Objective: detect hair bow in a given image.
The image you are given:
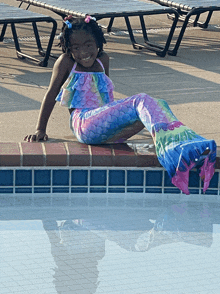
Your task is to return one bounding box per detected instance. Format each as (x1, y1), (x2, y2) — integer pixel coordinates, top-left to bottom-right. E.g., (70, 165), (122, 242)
(64, 20), (72, 29)
(63, 15), (73, 28)
(85, 15), (96, 23)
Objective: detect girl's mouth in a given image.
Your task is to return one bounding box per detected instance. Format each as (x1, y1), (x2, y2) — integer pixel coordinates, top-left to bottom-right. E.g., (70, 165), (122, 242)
(81, 56), (92, 61)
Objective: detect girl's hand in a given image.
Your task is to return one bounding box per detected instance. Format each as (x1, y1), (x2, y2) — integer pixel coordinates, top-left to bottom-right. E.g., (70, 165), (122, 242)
(24, 130), (48, 142)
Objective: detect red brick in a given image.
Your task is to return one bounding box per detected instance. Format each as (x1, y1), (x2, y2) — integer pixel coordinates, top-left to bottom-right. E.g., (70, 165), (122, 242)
(133, 144), (161, 167)
(66, 142), (90, 166)
(0, 143), (20, 166)
(90, 145), (113, 166)
(136, 153), (161, 167)
(21, 142), (45, 166)
(44, 143), (67, 166)
(112, 143), (137, 167)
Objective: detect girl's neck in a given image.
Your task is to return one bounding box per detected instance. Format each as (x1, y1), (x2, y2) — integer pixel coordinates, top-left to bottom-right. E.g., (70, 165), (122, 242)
(74, 58), (102, 72)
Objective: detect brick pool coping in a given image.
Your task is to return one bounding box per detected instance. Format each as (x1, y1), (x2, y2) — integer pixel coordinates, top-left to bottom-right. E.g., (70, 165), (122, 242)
(0, 142), (219, 168)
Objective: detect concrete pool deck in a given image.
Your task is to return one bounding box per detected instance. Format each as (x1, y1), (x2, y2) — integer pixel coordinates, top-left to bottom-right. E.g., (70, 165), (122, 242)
(0, 0), (220, 168)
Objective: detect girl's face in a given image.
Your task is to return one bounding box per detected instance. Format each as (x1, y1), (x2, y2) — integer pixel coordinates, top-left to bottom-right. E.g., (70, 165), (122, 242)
(69, 30), (99, 68)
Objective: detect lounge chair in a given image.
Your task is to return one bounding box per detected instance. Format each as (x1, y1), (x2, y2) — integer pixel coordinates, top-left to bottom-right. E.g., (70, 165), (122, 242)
(152, 0), (220, 55)
(17, 0), (179, 57)
(0, 2), (57, 66)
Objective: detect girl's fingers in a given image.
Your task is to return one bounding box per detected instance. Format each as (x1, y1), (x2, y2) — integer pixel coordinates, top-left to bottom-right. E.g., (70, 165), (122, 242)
(24, 133), (48, 142)
(30, 135), (36, 142)
(44, 134), (48, 141)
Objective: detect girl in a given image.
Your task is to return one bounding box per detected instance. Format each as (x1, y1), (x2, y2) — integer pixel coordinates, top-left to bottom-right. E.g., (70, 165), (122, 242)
(24, 15), (216, 195)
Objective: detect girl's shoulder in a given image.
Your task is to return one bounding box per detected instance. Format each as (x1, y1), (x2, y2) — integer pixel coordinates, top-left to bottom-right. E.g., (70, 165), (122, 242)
(98, 51), (109, 65)
(98, 51), (109, 76)
(52, 53), (75, 80)
(54, 53), (74, 71)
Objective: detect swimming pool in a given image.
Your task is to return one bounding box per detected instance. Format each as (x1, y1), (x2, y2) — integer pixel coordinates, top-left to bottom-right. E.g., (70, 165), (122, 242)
(1, 142), (220, 293)
(1, 194), (220, 294)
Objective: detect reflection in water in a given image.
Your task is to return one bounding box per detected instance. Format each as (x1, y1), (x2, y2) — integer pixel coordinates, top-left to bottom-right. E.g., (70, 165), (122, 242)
(135, 202), (213, 251)
(40, 200), (217, 293)
(43, 220), (105, 293)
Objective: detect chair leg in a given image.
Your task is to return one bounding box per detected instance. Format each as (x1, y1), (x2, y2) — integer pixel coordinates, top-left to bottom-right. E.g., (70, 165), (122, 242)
(139, 15), (149, 42)
(10, 23), (25, 59)
(168, 13), (190, 56)
(9, 19), (57, 66)
(38, 19), (57, 67)
(124, 16), (139, 49)
(32, 22), (44, 55)
(200, 11), (213, 28)
(0, 23), (7, 42)
(168, 9), (213, 29)
(124, 12), (178, 57)
(107, 17), (114, 33)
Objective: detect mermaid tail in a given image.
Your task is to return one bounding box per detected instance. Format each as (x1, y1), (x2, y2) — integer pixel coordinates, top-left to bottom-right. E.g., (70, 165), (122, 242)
(70, 93), (216, 194)
(152, 121), (216, 194)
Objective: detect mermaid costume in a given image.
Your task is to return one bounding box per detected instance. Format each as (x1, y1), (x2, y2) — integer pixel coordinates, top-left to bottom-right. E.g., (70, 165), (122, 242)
(56, 58), (216, 195)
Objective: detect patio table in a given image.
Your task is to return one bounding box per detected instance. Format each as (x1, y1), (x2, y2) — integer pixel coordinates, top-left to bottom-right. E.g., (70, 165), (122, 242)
(17, 0), (179, 57)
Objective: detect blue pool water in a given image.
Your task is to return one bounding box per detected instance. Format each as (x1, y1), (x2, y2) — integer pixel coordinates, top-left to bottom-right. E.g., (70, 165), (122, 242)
(0, 194), (220, 294)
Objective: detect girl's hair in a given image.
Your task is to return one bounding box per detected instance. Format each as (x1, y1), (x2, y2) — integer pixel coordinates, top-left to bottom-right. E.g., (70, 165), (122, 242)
(59, 16), (106, 57)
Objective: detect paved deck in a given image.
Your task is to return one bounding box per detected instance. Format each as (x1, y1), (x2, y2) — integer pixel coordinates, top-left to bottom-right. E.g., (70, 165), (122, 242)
(0, 0), (220, 162)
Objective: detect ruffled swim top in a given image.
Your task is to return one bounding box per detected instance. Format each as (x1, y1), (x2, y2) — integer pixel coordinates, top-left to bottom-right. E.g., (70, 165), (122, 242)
(56, 58), (114, 109)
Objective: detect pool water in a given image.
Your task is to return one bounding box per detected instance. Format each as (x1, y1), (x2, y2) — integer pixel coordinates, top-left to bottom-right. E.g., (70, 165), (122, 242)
(1, 195), (220, 294)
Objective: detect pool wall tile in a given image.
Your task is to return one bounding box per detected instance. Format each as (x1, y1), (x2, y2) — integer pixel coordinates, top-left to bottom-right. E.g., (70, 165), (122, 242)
(109, 170), (125, 186)
(71, 187), (88, 193)
(52, 187), (69, 193)
(164, 172), (175, 187)
(145, 188), (162, 193)
(34, 170), (51, 186)
(146, 170), (162, 187)
(52, 170), (69, 186)
(15, 170), (32, 186)
(34, 187), (51, 193)
(189, 171), (200, 188)
(127, 170), (144, 186)
(72, 170), (88, 186)
(15, 188), (32, 193)
(207, 172), (219, 188)
(0, 188), (14, 194)
(90, 170), (107, 186)
(0, 170), (13, 186)
(90, 188), (107, 193)
(108, 188), (125, 193)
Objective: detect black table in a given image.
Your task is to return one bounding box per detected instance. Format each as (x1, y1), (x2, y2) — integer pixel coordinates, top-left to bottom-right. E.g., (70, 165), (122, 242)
(18, 0), (179, 57)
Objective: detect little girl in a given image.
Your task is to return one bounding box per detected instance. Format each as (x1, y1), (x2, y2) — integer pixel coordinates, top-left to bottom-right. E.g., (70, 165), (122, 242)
(24, 15), (216, 195)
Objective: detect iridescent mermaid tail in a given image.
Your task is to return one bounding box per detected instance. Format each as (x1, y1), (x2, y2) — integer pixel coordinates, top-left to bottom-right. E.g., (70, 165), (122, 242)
(70, 93), (216, 194)
(153, 122), (216, 194)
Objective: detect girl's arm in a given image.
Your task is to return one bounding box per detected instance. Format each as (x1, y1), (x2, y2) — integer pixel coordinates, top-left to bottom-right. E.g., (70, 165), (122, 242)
(24, 54), (73, 142)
